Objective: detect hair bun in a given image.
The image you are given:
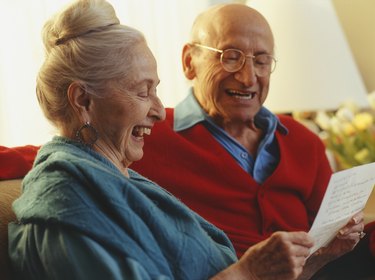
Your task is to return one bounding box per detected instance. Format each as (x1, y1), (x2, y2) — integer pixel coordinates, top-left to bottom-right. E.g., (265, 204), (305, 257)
(43, 0), (120, 52)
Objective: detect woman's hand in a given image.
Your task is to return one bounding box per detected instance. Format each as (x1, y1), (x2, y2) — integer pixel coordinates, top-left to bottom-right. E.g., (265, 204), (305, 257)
(211, 231), (313, 280)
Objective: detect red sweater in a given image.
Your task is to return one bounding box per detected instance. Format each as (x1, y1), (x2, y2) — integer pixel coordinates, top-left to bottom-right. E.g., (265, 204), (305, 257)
(132, 108), (333, 257)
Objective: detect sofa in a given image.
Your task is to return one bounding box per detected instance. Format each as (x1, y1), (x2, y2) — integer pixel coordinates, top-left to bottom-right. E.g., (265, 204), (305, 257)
(0, 145), (37, 280)
(0, 180), (21, 280)
(1, 145), (375, 280)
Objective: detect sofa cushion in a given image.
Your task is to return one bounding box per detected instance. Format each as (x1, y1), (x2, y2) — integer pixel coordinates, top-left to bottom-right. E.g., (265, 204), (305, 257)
(0, 179), (22, 280)
(0, 145), (39, 180)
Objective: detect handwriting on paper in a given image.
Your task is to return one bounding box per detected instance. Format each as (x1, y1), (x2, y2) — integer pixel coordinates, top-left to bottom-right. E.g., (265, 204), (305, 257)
(308, 162), (375, 256)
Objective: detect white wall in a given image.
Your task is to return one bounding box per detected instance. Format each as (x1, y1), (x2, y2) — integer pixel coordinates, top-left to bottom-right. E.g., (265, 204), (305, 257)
(0, 0), (209, 146)
(1, 0), (373, 146)
(332, 0), (375, 93)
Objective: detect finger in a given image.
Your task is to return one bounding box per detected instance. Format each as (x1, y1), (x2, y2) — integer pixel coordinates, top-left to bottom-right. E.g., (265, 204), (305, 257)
(339, 232), (360, 241)
(337, 230), (366, 241)
(351, 211), (364, 225)
(273, 231), (314, 247)
(292, 243), (311, 258)
(277, 243), (311, 265)
(269, 232), (314, 259)
(338, 222), (364, 236)
(340, 213), (364, 233)
(339, 221), (365, 235)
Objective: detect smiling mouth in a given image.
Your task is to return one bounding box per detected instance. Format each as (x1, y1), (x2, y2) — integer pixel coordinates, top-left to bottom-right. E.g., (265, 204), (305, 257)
(132, 126), (151, 139)
(226, 89), (256, 100)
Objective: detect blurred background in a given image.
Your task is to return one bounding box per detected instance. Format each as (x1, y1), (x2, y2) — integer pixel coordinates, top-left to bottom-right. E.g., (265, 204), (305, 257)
(0, 0), (374, 151)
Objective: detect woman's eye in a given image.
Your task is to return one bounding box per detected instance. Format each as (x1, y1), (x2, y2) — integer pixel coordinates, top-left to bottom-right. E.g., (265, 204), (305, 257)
(138, 91), (149, 98)
(137, 86), (150, 98)
(137, 83), (157, 98)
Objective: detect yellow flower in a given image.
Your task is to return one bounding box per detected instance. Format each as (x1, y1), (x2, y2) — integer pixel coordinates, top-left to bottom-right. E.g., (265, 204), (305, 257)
(330, 116), (343, 134)
(315, 111), (332, 130)
(354, 148), (371, 164)
(342, 123), (356, 136)
(310, 99), (375, 170)
(352, 112), (373, 131)
(336, 107), (354, 122)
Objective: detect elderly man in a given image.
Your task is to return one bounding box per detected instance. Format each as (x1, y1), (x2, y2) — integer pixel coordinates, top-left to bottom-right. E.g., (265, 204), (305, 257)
(132, 3), (370, 279)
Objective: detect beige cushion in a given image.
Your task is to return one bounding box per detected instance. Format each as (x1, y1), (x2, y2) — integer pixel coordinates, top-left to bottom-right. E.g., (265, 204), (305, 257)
(0, 179), (22, 280)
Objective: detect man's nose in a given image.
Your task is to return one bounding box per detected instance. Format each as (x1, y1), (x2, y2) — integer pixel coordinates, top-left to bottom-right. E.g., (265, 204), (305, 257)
(234, 58), (257, 87)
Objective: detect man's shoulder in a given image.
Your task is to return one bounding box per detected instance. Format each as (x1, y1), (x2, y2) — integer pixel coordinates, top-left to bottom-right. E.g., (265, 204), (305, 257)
(277, 114), (312, 132)
(277, 114), (298, 125)
(276, 114), (322, 142)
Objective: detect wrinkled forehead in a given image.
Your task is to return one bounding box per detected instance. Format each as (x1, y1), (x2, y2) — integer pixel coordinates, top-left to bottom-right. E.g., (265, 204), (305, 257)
(118, 41), (158, 86)
(192, 5), (274, 50)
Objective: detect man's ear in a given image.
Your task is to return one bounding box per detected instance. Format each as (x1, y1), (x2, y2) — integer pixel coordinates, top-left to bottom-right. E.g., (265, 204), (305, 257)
(67, 81), (92, 119)
(182, 44), (196, 80)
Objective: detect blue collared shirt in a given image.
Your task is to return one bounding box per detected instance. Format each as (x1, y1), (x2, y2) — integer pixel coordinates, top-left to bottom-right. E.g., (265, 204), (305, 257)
(174, 89), (288, 184)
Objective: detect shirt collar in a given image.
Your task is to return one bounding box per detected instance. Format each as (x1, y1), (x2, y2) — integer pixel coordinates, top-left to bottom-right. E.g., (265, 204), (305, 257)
(174, 88), (206, 131)
(174, 87), (288, 135)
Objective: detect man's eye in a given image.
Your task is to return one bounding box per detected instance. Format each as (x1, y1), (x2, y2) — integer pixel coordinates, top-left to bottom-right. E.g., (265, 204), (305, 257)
(222, 50), (242, 61)
(255, 55), (272, 65)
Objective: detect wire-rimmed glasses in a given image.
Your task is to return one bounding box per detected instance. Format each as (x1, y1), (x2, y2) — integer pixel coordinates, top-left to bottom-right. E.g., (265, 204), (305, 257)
(192, 43), (277, 76)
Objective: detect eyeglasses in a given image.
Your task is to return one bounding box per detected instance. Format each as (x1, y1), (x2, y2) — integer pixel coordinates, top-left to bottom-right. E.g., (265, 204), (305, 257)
(192, 43), (277, 76)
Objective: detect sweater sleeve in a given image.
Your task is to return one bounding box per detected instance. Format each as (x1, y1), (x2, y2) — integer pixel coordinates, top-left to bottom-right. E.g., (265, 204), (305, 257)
(8, 222), (170, 280)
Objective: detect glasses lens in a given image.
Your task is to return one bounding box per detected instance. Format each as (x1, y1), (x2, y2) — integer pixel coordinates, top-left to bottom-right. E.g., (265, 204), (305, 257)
(219, 48), (276, 75)
(254, 54), (276, 76)
(221, 49), (244, 72)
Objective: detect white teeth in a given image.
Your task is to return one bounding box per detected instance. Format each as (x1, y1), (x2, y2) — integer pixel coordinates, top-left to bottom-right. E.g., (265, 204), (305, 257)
(227, 90), (256, 99)
(143, 128), (151, 135)
(233, 94), (253, 100)
(133, 126), (151, 137)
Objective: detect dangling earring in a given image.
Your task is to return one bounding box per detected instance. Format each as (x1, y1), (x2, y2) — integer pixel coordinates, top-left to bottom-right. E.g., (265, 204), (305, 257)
(75, 121), (99, 147)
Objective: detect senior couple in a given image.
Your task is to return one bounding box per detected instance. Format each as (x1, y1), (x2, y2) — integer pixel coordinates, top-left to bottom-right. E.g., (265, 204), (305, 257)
(8, 0), (373, 279)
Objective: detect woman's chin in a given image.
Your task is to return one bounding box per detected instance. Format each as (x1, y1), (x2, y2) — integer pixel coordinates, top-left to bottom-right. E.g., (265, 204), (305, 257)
(127, 149), (144, 165)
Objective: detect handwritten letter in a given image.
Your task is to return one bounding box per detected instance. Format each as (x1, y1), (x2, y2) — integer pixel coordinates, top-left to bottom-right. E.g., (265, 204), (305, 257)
(308, 162), (375, 256)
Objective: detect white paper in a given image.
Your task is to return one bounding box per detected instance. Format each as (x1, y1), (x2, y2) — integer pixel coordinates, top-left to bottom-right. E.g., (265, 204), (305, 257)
(308, 162), (375, 257)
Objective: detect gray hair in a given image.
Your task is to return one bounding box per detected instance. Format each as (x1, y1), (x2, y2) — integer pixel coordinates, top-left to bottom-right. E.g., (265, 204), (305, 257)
(37, 0), (145, 127)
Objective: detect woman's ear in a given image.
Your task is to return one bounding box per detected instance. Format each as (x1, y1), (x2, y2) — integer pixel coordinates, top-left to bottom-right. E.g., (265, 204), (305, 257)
(67, 82), (92, 119)
(182, 44), (196, 80)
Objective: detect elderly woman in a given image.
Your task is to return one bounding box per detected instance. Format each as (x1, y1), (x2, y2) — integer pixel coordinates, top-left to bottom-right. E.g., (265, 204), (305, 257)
(8, 1), (329, 279)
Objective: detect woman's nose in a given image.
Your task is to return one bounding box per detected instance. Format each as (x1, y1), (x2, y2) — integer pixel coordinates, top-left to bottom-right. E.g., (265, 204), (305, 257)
(150, 96), (166, 122)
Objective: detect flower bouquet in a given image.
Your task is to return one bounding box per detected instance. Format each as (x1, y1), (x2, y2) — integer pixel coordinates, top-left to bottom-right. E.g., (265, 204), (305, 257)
(314, 92), (375, 170)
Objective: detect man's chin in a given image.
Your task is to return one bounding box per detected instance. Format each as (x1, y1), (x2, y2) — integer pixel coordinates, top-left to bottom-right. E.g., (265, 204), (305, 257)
(226, 111), (259, 122)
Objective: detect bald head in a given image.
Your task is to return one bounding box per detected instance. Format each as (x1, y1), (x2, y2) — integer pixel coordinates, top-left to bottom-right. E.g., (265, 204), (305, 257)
(182, 3), (275, 124)
(190, 3), (274, 50)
